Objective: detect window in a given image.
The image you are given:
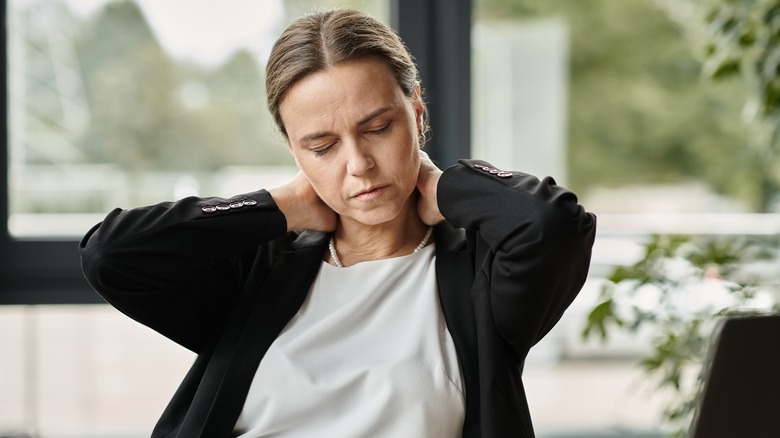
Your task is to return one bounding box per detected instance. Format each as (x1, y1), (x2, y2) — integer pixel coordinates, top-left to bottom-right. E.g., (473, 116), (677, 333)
(2, 0), (470, 304)
(1, 1), (472, 435)
(7, 0), (390, 239)
(472, 1), (780, 435)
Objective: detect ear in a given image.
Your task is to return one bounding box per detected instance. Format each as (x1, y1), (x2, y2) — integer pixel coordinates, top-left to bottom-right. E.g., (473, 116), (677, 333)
(412, 83), (425, 133)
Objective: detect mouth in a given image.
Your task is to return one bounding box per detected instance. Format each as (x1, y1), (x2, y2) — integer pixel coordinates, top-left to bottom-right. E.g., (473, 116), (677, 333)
(352, 185), (389, 201)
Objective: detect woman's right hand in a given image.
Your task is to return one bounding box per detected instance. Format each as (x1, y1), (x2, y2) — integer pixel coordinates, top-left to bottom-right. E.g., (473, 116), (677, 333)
(269, 171), (338, 232)
(416, 151), (445, 226)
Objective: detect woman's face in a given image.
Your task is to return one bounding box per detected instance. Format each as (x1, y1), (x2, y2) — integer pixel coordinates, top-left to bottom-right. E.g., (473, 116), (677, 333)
(279, 57), (424, 227)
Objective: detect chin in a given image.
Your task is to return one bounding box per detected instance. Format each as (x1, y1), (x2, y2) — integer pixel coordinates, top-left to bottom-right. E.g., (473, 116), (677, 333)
(338, 189), (418, 227)
(344, 203), (408, 227)
(350, 211), (400, 226)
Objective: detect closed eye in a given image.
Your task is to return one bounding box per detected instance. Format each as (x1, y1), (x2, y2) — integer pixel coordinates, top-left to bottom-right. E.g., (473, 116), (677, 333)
(367, 123), (390, 135)
(312, 143), (335, 157)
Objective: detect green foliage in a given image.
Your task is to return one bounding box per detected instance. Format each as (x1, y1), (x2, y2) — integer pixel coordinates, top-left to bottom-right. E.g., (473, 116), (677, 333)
(475, 0), (767, 210)
(582, 234), (779, 435)
(581, 298), (619, 340)
(697, 0), (780, 118)
(656, 0), (780, 210)
(67, 0), (389, 174)
(67, 0), (291, 172)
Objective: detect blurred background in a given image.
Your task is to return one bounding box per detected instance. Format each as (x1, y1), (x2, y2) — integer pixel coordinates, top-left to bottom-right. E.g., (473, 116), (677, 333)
(2, 0), (779, 436)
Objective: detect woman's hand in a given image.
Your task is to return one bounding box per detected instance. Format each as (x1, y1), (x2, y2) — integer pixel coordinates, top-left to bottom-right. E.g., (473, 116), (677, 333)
(269, 171), (338, 232)
(416, 151), (445, 225)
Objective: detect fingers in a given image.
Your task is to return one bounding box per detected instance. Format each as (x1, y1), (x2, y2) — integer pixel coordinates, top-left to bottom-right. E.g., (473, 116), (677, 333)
(270, 172), (337, 232)
(416, 151), (445, 225)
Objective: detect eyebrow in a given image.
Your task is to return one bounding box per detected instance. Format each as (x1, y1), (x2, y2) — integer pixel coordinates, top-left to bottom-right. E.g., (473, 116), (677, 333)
(298, 106), (394, 143)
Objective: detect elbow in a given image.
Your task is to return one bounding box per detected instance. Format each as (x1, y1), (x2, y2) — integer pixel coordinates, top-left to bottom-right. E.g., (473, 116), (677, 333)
(78, 220), (120, 297)
(541, 189), (597, 250)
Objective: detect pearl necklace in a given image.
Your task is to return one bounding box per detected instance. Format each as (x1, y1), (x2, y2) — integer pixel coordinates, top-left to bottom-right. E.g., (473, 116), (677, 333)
(328, 226), (433, 268)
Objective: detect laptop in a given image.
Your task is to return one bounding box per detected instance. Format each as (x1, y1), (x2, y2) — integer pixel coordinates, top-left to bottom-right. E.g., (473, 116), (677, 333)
(688, 314), (780, 438)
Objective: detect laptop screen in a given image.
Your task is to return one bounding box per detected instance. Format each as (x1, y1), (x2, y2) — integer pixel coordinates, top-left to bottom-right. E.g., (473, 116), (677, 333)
(688, 314), (780, 438)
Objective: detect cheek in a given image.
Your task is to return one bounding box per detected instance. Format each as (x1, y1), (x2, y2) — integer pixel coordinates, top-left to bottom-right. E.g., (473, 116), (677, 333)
(400, 133), (421, 175)
(390, 149), (420, 194)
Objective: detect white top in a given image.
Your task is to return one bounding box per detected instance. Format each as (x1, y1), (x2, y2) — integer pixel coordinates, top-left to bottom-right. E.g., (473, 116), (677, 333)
(233, 244), (465, 437)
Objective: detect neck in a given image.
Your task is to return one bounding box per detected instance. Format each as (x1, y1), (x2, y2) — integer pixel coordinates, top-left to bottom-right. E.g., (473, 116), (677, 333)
(330, 196), (430, 267)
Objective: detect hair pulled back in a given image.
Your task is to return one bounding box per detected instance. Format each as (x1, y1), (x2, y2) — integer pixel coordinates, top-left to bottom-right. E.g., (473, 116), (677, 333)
(266, 9), (429, 143)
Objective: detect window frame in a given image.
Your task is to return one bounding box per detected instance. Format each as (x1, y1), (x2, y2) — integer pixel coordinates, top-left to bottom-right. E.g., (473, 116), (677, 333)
(0, 0), (473, 304)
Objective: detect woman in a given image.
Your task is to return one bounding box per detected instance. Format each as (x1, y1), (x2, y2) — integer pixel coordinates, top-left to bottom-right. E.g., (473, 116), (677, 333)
(79, 9), (596, 438)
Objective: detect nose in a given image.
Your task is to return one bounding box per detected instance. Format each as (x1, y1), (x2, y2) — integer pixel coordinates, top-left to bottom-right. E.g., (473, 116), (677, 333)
(345, 141), (375, 176)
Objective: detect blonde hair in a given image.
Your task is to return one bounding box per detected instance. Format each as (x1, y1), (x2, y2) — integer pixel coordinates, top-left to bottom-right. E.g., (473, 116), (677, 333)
(265, 9), (429, 144)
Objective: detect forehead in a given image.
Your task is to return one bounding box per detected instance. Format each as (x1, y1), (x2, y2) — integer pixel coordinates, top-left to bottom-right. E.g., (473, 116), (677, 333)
(279, 58), (406, 137)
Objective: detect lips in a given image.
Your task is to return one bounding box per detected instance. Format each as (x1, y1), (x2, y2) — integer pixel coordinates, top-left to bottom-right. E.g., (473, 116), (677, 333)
(352, 184), (388, 201)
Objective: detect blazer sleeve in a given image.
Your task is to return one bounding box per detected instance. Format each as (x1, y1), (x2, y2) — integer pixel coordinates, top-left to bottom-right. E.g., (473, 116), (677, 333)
(78, 190), (288, 352)
(437, 159), (597, 358)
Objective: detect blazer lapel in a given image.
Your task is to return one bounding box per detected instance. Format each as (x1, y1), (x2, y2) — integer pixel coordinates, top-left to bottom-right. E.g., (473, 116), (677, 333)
(199, 230), (329, 437)
(181, 225), (480, 437)
(434, 223), (480, 436)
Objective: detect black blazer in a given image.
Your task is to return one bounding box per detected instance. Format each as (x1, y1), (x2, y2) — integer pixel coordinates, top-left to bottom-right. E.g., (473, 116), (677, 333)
(80, 159), (597, 437)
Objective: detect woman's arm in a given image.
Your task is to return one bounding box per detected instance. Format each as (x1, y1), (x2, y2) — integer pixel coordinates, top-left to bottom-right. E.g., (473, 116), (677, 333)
(79, 172), (336, 352)
(435, 159), (597, 358)
(79, 190), (290, 352)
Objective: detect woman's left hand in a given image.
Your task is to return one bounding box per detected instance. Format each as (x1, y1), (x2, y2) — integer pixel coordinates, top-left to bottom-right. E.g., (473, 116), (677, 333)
(416, 150), (445, 225)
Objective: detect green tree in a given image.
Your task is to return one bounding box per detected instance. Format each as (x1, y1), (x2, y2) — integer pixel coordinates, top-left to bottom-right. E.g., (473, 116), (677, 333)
(203, 50), (291, 166)
(75, 0), (292, 172)
(76, 0), (180, 169)
(166, 50), (291, 170)
(656, 0), (780, 211)
(475, 0), (762, 209)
